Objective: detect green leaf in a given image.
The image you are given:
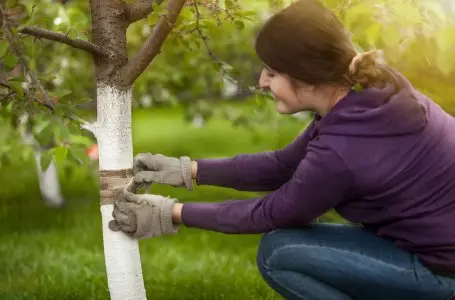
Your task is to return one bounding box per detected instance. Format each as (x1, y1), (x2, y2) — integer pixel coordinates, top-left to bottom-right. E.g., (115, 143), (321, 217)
(57, 89), (73, 98)
(0, 41), (9, 57)
(55, 125), (71, 143)
(8, 82), (25, 99)
(69, 134), (94, 147)
(4, 52), (19, 69)
(5, 0), (18, 8)
(234, 20), (245, 31)
(40, 150), (53, 171)
(53, 146), (68, 164)
(225, 0), (235, 9)
(69, 146), (89, 165)
(34, 123), (54, 148)
(68, 122), (81, 135)
(8, 76), (25, 82)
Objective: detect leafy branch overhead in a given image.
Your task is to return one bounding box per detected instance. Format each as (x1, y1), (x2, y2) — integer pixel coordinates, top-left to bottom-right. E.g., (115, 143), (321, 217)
(2, 23), (55, 111)
(118, 0), (187, 86)
(20, 26), (108, 57)
(3, 0), (194, 87)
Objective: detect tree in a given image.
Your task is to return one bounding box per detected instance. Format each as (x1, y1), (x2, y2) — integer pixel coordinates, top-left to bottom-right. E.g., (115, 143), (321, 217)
(1, 0), (247, 299)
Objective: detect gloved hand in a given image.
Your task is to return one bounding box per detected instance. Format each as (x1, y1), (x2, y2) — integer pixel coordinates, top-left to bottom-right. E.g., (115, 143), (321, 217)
(108, 181), (179, 239)
(133, 153), (193, 191)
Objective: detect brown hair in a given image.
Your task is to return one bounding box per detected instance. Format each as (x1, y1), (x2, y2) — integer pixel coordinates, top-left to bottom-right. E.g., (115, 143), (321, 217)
(255, 0), (398, 89)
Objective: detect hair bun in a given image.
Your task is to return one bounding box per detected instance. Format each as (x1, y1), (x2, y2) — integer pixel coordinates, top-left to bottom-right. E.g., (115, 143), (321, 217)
(348, 50), (387, 87)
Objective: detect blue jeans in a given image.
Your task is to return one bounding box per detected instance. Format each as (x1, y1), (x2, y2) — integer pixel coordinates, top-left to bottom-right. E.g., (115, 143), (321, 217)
(256, 223), (455, 300)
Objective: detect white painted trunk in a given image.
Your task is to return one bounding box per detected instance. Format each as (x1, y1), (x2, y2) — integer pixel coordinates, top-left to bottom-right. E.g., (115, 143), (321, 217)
(34, 152), (65, 207)
(94, 85), (146, 300)
(19, 114), (65, 207)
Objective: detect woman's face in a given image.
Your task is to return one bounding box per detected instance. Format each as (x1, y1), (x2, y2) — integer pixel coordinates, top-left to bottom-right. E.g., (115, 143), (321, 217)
(258, 67), (315, 114)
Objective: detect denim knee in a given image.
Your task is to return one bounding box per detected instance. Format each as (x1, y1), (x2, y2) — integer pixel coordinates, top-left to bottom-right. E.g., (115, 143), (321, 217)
(256, 230), (285, 274)
(256, 230), (279, 284)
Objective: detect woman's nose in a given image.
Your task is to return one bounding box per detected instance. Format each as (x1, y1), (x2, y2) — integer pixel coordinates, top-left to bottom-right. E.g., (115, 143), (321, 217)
(259, 69), (270, 89)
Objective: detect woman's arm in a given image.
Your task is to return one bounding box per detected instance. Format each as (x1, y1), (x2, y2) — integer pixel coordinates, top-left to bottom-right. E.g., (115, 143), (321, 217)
(174, 142), (354, 233)
(192, 121), (317, 192)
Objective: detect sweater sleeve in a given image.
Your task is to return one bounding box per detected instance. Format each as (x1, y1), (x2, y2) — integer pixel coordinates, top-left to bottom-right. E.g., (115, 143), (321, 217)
(181, 142), (354, 234)
(195, 121), (316, 191)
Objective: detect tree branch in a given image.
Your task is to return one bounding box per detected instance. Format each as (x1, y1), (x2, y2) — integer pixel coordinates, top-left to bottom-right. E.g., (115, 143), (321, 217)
(118, 0), (187, 86)
(0, 80), (13, 90)
(3, 24), (55, 111)
(127, 0), (165, 24)
(193, 0), (220, 62)
(19, 26), (110, 58)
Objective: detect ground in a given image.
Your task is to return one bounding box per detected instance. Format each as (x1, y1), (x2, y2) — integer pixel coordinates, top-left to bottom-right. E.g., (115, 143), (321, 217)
(0, 106), (342, 299)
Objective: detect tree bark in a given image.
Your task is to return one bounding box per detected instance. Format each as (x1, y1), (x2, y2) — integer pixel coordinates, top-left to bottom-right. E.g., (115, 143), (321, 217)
(93, 85), (146, 300)
(88, 1), (146, 299)
(86, 0), (186, 298)
(34, 151), (65, 207)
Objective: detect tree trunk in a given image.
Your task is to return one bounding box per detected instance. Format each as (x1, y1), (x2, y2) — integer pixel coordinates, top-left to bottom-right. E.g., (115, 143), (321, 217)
(86, 1), (186, 297)
(34, 153), (65, 207)
(95, 84), (146, 300)
(19, 113), (65, 207)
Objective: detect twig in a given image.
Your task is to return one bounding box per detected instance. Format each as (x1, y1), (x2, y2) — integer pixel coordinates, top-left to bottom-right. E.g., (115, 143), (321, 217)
(0, 80), (13, 90)
(206, 1), (254, 21)
(3, 23), (55, 111)
(19, 26), (110, 58)
(192, 0), (221, 62)
(127, 0), (165, 24)
(0, 5), (93, 134)
(0, 91), (16, 102)
(118, 0), (187, 86)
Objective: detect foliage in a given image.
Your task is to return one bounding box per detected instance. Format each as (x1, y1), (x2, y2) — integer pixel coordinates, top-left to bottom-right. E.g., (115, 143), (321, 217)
(1, 0), (455, 172)
(333, 0), (455, 113)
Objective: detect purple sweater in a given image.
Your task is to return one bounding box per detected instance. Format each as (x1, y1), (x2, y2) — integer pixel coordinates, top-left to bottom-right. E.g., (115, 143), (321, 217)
(182, 74), (455, 274)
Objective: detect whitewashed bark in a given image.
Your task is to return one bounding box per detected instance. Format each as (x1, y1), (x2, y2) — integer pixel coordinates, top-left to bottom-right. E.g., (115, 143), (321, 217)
(94, 85), (146, 300)
(34, 152), (65, 207)
(19, 113), (65, 207)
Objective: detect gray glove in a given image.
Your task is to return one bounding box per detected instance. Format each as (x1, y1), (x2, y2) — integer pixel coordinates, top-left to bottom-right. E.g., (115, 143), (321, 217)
(133, 153), (193, 191)
(108, 183), (179, 239)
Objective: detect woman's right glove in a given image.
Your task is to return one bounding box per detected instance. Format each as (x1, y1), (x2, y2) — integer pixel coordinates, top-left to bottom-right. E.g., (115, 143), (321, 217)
(133, 153), (193, 191)
(108, 180), (179, 239)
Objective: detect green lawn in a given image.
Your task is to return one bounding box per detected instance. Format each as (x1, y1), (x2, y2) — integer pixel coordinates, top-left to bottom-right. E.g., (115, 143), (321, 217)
(0, 106), (339, 299)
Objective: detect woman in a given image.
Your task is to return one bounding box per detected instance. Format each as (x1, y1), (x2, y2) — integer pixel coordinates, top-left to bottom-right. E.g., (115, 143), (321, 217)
(108, 0), (455, 299)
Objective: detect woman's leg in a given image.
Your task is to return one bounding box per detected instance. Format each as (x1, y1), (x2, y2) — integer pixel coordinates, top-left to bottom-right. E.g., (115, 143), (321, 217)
(256, 223), (455, 300)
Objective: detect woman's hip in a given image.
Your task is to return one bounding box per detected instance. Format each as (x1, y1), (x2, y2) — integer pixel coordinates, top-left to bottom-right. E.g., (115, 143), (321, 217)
(256, 223), (455, 300)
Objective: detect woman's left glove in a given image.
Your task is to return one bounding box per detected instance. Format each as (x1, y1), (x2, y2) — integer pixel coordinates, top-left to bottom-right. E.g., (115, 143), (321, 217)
(108, 184), (179, 239)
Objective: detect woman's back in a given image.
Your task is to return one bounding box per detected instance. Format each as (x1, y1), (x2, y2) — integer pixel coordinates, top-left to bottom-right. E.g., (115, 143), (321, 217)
(317, 79), (455, 274)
